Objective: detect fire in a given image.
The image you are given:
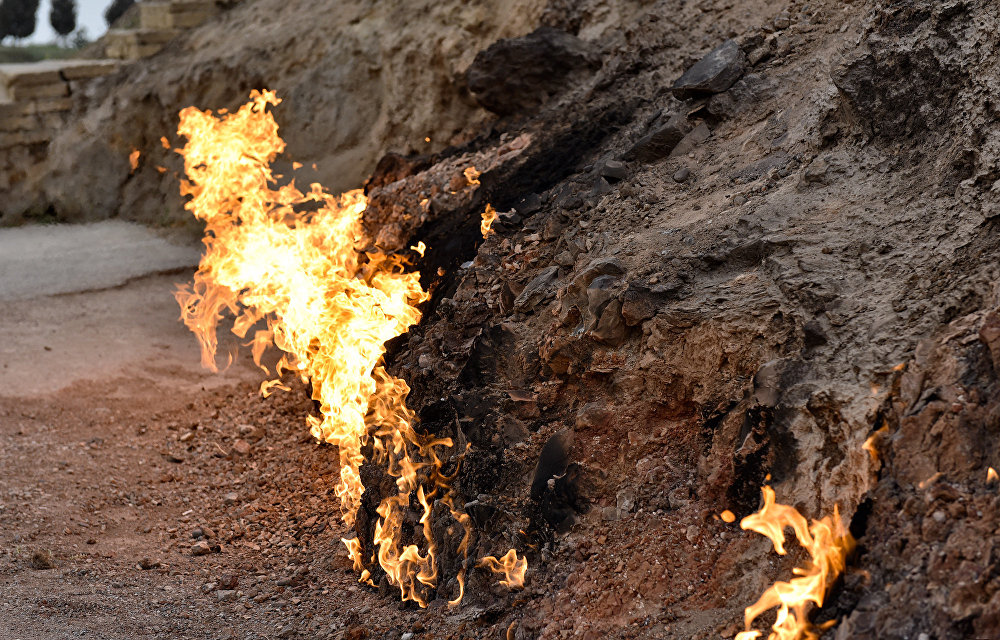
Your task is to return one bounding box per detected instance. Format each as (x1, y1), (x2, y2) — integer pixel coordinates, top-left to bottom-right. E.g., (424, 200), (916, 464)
(988, 467), (998, 483)
(479, 549), (528, 588)
(464, 165), (481, 186)
(129, 148), (140, 172)
(733, 486), (854, 640)
(481, 204), (498, 239)
(174, 90), (525, 606)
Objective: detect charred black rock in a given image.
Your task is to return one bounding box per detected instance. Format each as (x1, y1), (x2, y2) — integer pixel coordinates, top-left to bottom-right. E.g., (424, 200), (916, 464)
(466, 27), (601, 116)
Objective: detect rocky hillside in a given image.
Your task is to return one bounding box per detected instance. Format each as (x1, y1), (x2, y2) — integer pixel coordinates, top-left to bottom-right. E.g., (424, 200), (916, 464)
(10, 0), (1000, 638)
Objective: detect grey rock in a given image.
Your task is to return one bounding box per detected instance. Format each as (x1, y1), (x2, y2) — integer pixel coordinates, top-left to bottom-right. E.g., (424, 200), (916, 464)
(591, 299), (627, 345)
(513, 266), (559, 312)
(590, 177), (612, 197)
(616, 487), (636, 513)
(553, 250), (575, 267)
(673, 167), (690, 183)
(624, 113), (691, 163)
(466, 27), (601, 116)
(672, 39), (747, 100)
(598, 159), (627, 181)
(216, 589), (237, 602)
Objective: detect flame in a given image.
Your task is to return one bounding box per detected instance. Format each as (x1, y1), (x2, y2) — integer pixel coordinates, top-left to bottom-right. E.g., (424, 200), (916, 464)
(129, 149), (140, 172)
(174, 90), (525, 607)
(479, 549), (528, 588)
(862, 426), (888, 466)
(988, 467), (998, 483)
(720, 509), (736, 523)
(733, 486), (854, 640)
(481, 204), (498, 239)
(464, 166), (481, 186)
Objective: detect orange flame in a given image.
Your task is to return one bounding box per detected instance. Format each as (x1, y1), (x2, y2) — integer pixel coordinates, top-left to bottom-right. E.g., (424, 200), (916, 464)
(481, 204), (498, 239)
(174, 90), (525, 607)
(129, 149), (140, 172)
(479, 549), (528, 588)
(988, 467), (998, 483)
(464, 165), (481, 186)
(734, 486), (854, 640)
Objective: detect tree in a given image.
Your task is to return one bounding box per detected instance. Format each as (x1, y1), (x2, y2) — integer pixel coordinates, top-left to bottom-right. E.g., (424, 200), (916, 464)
(103, 0), (133, 27)
(0, 0), (40, 41)
(49, 0), (75, 42)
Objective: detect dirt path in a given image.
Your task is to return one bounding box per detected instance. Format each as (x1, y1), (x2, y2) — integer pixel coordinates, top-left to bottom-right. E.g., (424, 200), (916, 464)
(0, 223), (527, 640)
(0, 224), (374, 640)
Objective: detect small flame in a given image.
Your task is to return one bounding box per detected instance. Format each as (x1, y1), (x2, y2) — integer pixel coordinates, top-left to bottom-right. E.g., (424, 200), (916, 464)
(464, 166), (481, 186)
(988, 467), (998, 483)
(129, 149), (140, 172)
(481, 204), (498, 239)
(862, 426), (888, 466)
(720, 509), (736, 523)
(160, 136), (171, 149)
(733, 486), (854, 640)
(479, 549), (528, 589)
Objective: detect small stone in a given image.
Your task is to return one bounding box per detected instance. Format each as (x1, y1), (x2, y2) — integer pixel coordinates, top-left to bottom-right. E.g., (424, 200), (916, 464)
(191, 541), (212, 556)
(139, 557), (160, 570)
(554, 251), (575, 267)
(231, 439), (251, 456)
(601, 506), (619, 521)
(732, 194), (747, 206)
(219, 574), (239, 590)
(201, 582), (217, 593)
(598, 159), (627, 181)
(673, 167), (690, 183)
(616, 488), (636, 513)
(224, 492), (239, 505)
(513, 266), (560, 312)
(216, 589), (237, 602)
(276, 576), (295, 587)
(624, 113), (690, 163)
(401, 634), (414, 640)
(179, 431), (195, 442)
(590, 177), (612, 197)
(191, 527), (205, 539)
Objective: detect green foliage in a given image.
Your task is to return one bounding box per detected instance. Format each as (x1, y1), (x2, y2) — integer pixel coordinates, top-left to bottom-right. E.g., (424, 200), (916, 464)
(0, 0), (40, 41)
(49, 0), (75, 37)
(0, 43), (76, 62)
(103, 0), (133, 27)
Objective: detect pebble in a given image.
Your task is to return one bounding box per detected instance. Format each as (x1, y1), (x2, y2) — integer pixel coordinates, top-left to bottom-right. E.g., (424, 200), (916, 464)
(191, 541), (212, 556)
(216, 589), (237, 602)
(673, 167), (690, 183)
(231, 439), (251, 456)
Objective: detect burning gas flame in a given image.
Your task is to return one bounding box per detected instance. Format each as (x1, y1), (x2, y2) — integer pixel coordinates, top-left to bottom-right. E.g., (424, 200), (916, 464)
(732, 486), (854, 640)
(129, 149), (140, 172)
(481, 204), (498, 239)
(988, 467), (998, 483)
(464, 166), (481, 186)
(479, 549), (528, 588)
(174, 90), (525, 607)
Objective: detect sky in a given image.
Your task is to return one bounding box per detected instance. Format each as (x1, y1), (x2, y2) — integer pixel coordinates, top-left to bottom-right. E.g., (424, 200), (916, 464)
(25, 0), (109, 44)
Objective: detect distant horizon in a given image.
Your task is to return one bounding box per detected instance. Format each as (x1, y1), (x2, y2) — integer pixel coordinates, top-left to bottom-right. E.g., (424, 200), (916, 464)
(9, 0), (110, 45)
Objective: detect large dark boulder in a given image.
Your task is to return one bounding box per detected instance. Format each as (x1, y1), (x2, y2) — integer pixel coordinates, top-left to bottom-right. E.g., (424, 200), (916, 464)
(465, 26), (600, 116)
(671, 39), (746, 100)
